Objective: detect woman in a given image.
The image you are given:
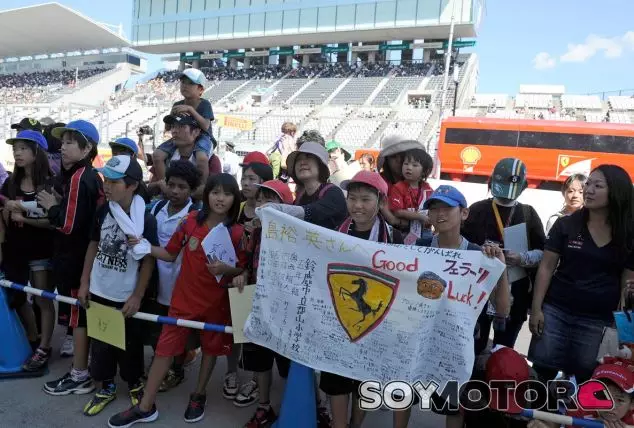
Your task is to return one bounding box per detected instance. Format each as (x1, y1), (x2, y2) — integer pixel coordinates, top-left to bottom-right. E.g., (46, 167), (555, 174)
(529, 164), (634, 382)
(545, 173), (586, 233)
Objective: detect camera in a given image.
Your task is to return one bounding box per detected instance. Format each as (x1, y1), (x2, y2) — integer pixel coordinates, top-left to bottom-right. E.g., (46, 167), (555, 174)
(137, 125), (154, 136)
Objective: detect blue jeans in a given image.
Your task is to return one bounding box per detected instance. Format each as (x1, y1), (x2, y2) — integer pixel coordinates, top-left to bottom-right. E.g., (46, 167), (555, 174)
(158, 134), (212, 157)
(528, 303), (609, 381)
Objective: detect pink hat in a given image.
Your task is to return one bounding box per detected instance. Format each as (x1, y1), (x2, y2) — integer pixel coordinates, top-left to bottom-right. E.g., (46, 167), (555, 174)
(340, 171), (389, 196)
(255, 180), (293, 204)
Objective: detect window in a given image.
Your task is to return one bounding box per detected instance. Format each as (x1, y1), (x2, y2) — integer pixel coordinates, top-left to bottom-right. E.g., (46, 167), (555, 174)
(191, 0), (205, 12)
(165, 0), (177, 14)
(163, 22), (177, 42)
(176, 20), (190, 41)
(336, 5), (355, 31)
(139, 0), (152, 17)
(282, 9), (299, 34)
(417, 0), (439, 25)
(206, 0), (220, 10)
(178, 0), (191, 13)
(234, 14), (250, 37)
(235, 0), (250, 8)
(375, 1), (396, 28)
(317, 6), (336, 32)
(137, 24), (150, 44)
(249, 12), (265, 36)
(299, 8), (317, 33)
(218, 15), (234, 38)
(355, 4), (374, 29)
(149, 23), (164, 43)
(190, 19), (204, 39)
(150, 0), (164, 17)
(396, 0), (416, 26)
(220, 0), (234, 9)
(265, 11), (283, 35)
(444, 128), (634, 155)
(204, 17), (219, 37)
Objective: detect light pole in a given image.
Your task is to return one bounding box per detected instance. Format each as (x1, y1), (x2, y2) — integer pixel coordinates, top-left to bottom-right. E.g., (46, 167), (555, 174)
(452, 65), (459, 116)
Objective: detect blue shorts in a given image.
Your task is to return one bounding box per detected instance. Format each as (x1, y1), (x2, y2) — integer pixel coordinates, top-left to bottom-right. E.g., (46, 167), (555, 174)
(528, 303), (609, 381)
(158, 135), (212, 158)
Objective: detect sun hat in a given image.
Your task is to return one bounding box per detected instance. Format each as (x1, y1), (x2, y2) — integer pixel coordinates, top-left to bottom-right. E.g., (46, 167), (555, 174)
(340, 170), (388, 196)
(286, 142), (331, 182)
(377, 136), (424, 170)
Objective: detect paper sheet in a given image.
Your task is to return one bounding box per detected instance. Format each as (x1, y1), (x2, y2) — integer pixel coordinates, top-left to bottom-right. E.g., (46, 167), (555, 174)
(228, 285), (255, 344)
(87, 301), (126, 350)
(201, 223), (237, 282)
(503, 222), (528, 283)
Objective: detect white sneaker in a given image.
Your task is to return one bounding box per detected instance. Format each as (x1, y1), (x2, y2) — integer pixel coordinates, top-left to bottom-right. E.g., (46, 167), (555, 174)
(233, 379), (259, 407)
(222, 372), (239, 399)
(60, 335), (74, 358)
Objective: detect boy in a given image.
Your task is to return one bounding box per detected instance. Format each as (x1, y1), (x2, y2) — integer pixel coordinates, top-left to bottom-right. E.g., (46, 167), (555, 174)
(147, 159), (202, 391)
(109, 137), (151, 203)
(152, 69), (214, 192)
(266, 122), (297, 179)
(233, 179), (293, 427)
(414, 185), (511, 428)
(77, 155), (158, 416)
(36, 120), (104, 396)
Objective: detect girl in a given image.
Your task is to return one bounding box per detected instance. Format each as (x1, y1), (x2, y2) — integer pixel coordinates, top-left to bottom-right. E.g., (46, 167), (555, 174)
(387, 146), (435, 244)
(545, 173), (586, 233)
(529, 165), (634, 383)
(325, 171), (404, 428)
(238, 152), (274, 228)
(358, 152), (376, 172)
(2, 130), (55, 372)
(109, 173), (247, 427)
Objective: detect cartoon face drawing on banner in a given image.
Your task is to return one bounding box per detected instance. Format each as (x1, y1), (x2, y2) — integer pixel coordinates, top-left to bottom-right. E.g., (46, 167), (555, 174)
(417, 271), (447, 299)
(327, 263), (399, 342)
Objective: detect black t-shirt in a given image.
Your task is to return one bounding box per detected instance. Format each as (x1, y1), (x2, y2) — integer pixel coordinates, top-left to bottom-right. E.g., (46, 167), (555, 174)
(1, 179), (54, 262)
(296, 184), (347, 231)
(544, 210), (634, 320)
(348, 227), (404, 244)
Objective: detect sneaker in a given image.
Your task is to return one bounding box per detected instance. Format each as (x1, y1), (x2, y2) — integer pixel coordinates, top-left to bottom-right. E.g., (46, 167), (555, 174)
(183, 349), (199, 367)
(317, 406), (331, 428)
(129, 383), (144, 406)
(159, 369), (184, 392)
(222, 372), (239, 399)
(60, 335), (74, 357)
(108, 404), (159, 428)
(244, 406), (277, 428)
(184, 393), (206, 423)
(43, 372), (95, 396)
(234, 379), (259, 407)
(22, 348), (51, 372)
(84, 384), (117, 416)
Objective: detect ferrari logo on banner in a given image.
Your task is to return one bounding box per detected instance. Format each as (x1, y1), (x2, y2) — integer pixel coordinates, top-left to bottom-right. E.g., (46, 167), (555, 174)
(560, 156), (570, 168)
(327, 264), (398, 342)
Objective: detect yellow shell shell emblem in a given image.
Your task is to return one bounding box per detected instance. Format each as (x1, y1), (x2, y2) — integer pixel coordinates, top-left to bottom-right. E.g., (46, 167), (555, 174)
(460, 146), (482, 165)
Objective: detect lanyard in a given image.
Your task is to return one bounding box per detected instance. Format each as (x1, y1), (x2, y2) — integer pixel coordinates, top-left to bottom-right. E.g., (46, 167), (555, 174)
(491, 200), (516, 242)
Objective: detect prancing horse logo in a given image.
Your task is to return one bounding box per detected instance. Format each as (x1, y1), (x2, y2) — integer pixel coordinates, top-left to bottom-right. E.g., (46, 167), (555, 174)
(327, 263), (399, 342)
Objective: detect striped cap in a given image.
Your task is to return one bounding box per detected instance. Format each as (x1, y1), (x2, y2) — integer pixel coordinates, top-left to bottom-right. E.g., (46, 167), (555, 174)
(490, 158), (528, 201)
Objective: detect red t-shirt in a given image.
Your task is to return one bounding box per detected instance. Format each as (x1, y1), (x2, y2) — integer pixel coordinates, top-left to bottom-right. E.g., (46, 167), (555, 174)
(388, 180), (434, 211)
(209, 154), (222, 175)
(166, 211), (247, 317)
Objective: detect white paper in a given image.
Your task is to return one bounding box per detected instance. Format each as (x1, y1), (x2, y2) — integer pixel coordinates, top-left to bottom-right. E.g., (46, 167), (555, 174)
(20, 200), (46, 218)
(201, 223), (237, 282)
(244, 208), (506, 386)
(503, 222), (528, 283)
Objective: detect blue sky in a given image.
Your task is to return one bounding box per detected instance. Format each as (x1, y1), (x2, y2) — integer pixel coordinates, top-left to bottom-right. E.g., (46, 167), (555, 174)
(4, 0), (634, 96)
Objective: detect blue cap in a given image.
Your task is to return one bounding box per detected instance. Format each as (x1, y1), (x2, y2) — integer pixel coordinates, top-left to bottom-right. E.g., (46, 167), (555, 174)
(6, 130), (48, 151)
(423, 185), (468, 209)
(109, 137), (138, 155)
(51, 120), (99, 145)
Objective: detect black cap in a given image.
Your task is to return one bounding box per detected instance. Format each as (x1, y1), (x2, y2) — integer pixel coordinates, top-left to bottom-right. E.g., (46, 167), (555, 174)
(163, 114), (200, 129)
(11, 117), (42, 132)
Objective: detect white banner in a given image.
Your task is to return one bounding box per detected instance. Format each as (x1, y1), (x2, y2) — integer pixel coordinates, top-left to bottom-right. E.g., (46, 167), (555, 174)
(244, 208), (505, 386)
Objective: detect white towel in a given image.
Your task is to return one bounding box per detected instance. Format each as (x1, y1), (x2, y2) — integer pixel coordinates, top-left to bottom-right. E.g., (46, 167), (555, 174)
(109, 195), (151, 260)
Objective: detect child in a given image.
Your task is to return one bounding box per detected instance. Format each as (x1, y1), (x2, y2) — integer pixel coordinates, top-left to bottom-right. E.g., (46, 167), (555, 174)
(414, 185), (511, 428)
(2, 130), (55, 371)
(108, 173), (247, 427)
(109, 137), (151, 203)
(234, 179), (293, 426)
(266, 122), (297, 179)
(146, 159), (201, 392)
(324, 170), (403, 428)
(77, 155), (158, 416)
(37, 120), (104, 396)
(152, 69), (214, 192)
(238, 152), (273, 228)
(386, 146), (434, 244)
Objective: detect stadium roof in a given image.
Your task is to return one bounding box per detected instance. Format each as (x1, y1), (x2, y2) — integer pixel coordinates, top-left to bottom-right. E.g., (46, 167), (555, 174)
(0, 3), (129, 59)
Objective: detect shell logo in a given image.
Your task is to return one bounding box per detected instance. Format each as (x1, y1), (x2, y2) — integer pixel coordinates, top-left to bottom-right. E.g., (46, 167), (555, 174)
(460, 146), (482, 172)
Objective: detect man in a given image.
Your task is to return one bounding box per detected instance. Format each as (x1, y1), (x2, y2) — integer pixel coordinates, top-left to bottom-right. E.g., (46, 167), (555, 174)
(462, 158), (545, 355)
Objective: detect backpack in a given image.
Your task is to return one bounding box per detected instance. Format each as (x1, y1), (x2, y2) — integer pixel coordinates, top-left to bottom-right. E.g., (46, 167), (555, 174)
(294, 183), (335, 205)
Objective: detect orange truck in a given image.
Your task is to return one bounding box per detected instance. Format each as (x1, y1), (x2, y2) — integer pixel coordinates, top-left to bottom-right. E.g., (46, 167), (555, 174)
(437, 117), (634, 188)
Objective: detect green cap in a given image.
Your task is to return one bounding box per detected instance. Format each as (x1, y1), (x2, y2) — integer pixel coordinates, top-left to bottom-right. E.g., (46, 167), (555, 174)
(490, 158), (528, 200)
(325, 140), (351, 162)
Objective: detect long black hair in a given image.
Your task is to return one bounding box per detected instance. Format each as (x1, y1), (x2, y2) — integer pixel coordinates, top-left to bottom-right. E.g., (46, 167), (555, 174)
(196, 173), (241, 226)
(7, 141), (52, 200)
(586, 164), (634, 254)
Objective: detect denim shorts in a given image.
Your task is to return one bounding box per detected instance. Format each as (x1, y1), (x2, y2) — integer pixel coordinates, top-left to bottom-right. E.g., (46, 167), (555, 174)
(528, 303), (610, 381)
(29, 259), (52, 272)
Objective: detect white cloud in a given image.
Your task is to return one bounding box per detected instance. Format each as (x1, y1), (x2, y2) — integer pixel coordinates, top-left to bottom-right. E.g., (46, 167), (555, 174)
(560, 32), (633, 63)
(533, 52), (556, 70)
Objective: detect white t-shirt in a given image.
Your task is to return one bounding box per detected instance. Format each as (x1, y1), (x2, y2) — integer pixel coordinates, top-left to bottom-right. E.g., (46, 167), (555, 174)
(222, 151), (241, 182)
(90, 208), (158, 302)
(154, 200), (192, 306)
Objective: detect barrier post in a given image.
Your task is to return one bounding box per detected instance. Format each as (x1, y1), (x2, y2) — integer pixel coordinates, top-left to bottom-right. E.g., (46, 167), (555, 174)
(272, 361), (317, 428)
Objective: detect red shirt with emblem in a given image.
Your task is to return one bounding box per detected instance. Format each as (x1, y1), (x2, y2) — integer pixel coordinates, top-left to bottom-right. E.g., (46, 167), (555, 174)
(166, 211), (247, 318)
(388, 180), (434, 212)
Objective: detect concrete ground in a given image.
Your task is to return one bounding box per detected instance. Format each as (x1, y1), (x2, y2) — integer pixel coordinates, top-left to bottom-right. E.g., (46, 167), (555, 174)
(0, 322), (532, 428)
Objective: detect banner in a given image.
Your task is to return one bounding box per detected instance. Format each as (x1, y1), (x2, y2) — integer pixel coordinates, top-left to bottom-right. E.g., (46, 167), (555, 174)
(216, 114), (253, 131)
(244, 208), (505, 386)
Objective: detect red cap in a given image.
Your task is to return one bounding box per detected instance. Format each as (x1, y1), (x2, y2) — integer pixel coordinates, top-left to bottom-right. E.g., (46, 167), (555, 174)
(593, 357), (634, 393)
(255, 180), (293, 204)
(486, 346), (530, 414)
(340, 171), (388, 196)
(240, 151), (270, 167)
